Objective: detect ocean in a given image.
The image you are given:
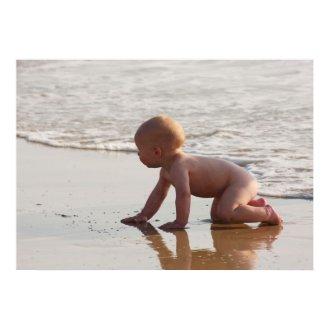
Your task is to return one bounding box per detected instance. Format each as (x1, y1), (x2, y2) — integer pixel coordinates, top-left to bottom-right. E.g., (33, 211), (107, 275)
(17, 60), (313, 200)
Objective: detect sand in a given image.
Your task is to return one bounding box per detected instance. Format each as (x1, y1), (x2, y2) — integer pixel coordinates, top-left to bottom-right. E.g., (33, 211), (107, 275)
(17, 139), (313, 270)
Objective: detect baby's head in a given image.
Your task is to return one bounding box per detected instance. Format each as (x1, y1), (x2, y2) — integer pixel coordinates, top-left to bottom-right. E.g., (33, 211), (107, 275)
(134, 115), (185, 168)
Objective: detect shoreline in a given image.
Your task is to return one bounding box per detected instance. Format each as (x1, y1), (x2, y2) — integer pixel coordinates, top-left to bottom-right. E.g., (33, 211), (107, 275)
(16, 137), (312, 201)
(17, 139), (313, 269)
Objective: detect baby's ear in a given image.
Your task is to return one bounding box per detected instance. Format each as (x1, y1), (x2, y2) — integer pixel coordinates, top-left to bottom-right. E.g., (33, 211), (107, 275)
(153, 147), (162, 156)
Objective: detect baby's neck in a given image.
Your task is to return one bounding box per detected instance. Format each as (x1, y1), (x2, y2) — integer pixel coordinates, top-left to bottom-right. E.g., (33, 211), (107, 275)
(161, 148), (185, 171)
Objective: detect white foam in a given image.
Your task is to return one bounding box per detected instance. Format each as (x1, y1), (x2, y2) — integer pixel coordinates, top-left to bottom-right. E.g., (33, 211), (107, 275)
(17, 131), (137, 152)
(17, 60), (313, 199)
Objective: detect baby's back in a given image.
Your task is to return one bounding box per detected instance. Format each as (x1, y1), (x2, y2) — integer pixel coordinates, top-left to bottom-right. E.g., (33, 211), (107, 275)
(179, 154), (255, 198)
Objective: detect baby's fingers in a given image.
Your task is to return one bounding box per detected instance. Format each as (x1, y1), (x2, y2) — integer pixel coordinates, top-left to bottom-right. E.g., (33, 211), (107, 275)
(121, 215), (148, 224)
(159, 221), (186, 230)
(121, 217), (136, 224)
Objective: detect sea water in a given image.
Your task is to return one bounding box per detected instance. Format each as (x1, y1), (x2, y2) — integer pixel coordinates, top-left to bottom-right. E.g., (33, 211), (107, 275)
(17, 60), (313, 199)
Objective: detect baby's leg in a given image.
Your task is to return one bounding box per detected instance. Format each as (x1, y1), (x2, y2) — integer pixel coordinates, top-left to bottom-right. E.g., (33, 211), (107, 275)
(211, 183), (282, 225)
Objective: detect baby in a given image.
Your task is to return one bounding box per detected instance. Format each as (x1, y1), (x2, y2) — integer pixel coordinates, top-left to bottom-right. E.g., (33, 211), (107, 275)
(121, 115), (283, 230)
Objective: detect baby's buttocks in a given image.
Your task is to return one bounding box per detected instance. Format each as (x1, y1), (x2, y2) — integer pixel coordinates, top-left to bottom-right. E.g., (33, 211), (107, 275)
(191, 156), (258, 197)
(230, 167), (257, 186)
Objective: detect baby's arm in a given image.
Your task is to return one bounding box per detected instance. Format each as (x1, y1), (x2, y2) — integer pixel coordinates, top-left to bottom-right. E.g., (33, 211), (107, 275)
(159, 162), (191, 230)
(140, 169), (171, 219)
(121, 169), (170, 224)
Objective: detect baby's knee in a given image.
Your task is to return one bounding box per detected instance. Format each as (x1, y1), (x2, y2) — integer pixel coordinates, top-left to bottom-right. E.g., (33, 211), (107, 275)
(217, 209), (234, 224)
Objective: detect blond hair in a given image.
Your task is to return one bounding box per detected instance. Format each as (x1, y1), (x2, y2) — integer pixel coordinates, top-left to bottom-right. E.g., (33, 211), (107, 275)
(135, 115), (185, 150)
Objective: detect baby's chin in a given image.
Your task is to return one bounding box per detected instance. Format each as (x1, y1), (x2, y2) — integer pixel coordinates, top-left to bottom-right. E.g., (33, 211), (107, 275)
(146, 165), (161, 168)
(139, 159), (161, 168)
(145, 163), (161, 168)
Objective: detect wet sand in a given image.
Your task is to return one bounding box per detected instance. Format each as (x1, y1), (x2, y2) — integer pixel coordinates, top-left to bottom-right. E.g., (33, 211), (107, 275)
(17, 139), (313, 269)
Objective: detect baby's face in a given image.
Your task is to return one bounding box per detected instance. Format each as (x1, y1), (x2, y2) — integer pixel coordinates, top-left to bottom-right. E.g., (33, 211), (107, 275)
(135, 140), (162, 168)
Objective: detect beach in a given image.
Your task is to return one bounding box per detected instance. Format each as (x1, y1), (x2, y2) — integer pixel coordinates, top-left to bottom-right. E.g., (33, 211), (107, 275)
(17, 139), (313, 270)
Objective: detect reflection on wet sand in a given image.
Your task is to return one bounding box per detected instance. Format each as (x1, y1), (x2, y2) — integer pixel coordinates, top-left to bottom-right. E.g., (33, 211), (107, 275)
(125, 222), (282, 269)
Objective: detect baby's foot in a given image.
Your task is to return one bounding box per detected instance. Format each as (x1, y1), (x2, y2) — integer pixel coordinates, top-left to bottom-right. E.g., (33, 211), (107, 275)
(264, 205), (283, 225)
(248, 197), (267, 207)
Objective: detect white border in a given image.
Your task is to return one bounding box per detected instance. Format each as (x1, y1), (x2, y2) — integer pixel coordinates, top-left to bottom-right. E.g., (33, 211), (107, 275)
(1, 1), (329, 329)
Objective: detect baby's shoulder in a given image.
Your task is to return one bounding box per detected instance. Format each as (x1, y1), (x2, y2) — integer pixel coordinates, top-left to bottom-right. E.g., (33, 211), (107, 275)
(173, 153), (192, 167)
(167, 154), (193, 176)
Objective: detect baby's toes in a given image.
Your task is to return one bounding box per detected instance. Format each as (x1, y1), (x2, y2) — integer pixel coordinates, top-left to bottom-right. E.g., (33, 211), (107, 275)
(265, 205), (283, 225)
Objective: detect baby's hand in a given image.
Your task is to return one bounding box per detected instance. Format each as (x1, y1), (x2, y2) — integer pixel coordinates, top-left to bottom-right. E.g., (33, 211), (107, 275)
(121, 213), (148, 224)
(159, 221), (186, 230)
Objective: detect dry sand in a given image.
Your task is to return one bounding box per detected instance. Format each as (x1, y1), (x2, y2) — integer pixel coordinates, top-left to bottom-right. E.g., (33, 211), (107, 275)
(17, 139), (313, 269)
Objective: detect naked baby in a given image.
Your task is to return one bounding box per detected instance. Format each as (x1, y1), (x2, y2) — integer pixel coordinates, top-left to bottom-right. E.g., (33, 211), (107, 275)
(121, 115), (283, 230)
